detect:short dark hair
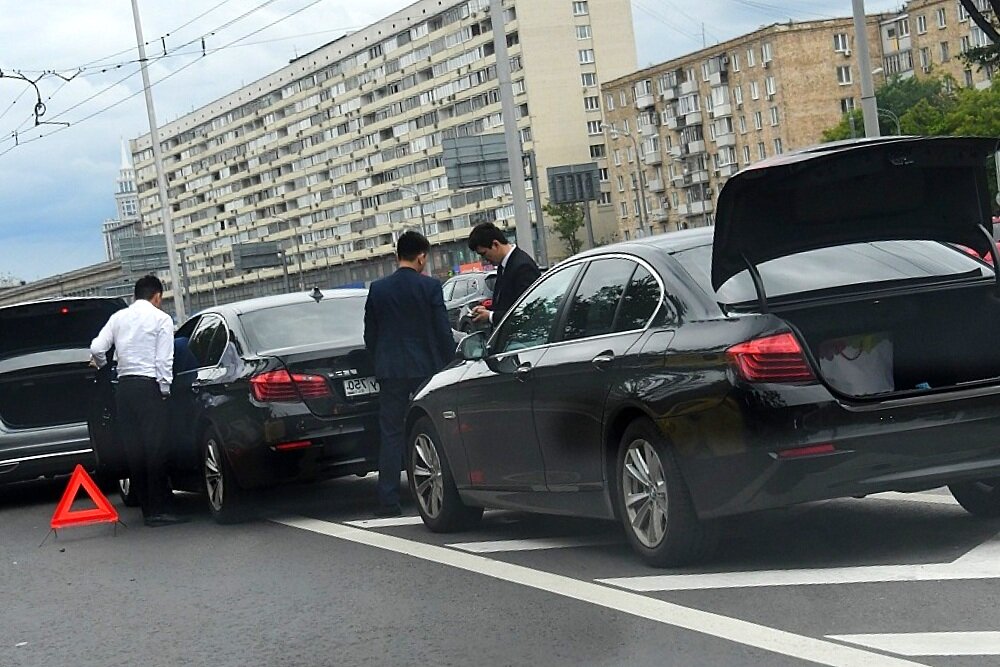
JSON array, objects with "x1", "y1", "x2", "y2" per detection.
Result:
[
  {"x1": 134, "y1": 275, "x2": 164, "y2": 301},
  {"x1": 397, "y1": 230, "x2": 430, "y2": 261},
  {"x1": 467, "y1": 222, "x2": 508, "y2": 251}
]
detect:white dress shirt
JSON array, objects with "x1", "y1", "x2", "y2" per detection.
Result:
[
  {"x1": 488, "y1": 244, "x2": 517, "y2": 324},
  {"x1": 91, "y1": 299, "x2": 174, "y2": 395}
]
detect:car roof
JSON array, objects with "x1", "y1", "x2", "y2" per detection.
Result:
[
  {"x1": 0, "y1": 295, "x2": 127, "y2": 312},
  {"x1": 203, "y1": 288, "x2": 368, "y2": 318},
  {"x1": 569, "y1": 227, "x2": 714, "y2": 263}
]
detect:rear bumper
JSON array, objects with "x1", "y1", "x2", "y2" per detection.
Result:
[
  {"x1": 675, "y1": 384, "x2": 1000, "y2": 518},
  {"x1": 0, "y1": 423, "x2": 95, "y2": 484}
]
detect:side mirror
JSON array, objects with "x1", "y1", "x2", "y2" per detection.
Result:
[{"x1": 456, "y1": 331, "x2": 488, "y2": 362}]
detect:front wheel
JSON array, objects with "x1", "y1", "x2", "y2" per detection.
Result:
[
  {"x1": 615, "y1": 418, "x2": 716, "y2": 567},
  {"x1": 408, "y1": 417, "x2": 482, "y2": 532},
  {"x1": 949, "y1": 479, "x2": 1000, "y2": 517},
  {"x1": 203, "y1": 429, "x2": 246, "y2": 524}
]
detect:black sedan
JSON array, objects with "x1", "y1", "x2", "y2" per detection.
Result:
[
  {"x1": 405, "y1": 136, "x2": 1000, "y2": 566},
  {"x1": 91, "y1": 289, "x2": 380, "y2": 522}
]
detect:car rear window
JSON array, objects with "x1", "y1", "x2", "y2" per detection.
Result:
[
  {"x1": 0, "y1": 299, "x2": 125, "y2": 360},
  {"x1": 674, "y1": 240, "x2": 992, "y2": 304},
  {"x1": 239, "y1": 296, "x2": 367, "y2": 352}
]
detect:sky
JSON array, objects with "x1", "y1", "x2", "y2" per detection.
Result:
[{"x1": 0, "y1": 0, "x2": 904, "y2": 282}]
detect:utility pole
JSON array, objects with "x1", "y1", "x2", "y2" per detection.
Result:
[
  {"x1": 526, "y1": 150, "x2": 549, "y2": 266},
  {"x1": 130, "y1": 0, "x2": 186, "y2": 321},
  {"x1": 852, "y1": 0, "x2": 881, "y2": 138},
  {"x1": 397, "y1": 185, "x2": 434, "y2": 275},
  {"x1": 489, "y1": 0, "x2": 535, "y2": 260}
]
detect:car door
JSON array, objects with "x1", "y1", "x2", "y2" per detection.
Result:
[
  {"x1": 455, "y1": 264, "x2": 582, "y2": 490},
  {"x1": 177, "y1": 315, "x2": 230, "y2": 465},
  {"x1": 531, "y1": 258, "x2": 666, "y2": 491}
]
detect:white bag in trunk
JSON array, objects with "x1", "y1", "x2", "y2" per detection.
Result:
[{"x1": 817, "y1": 332, "x2": 894, "y2": 396}]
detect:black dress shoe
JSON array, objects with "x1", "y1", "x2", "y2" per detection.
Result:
[
  {"x1": 373, "y1": 504, "x2": 402, "y2": 518},
  {"x1": 144, "y1": 513, "x2": 191, "y2": 527}
]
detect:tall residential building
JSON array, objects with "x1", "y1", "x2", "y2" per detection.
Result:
[
  {"x1": 130, "y1": 0, "x2": 636, "y2": 309},
  {"x1": 600, "y1": 15, "x2": 891, "y2": 240},
  {"x1": 101, "y1": 140, "x2": 142, "y2": 260}
]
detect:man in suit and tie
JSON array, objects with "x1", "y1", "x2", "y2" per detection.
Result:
[
  {"x1": 364, "y1": 230, "x2": 455, "y2": 517},
  {"x1": 468, "y1": 222, "x2": 542, "y2": 327}
]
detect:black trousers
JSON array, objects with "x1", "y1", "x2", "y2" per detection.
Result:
[
  {"x1": 377, "y1": 377, "x2": 425, "y2": 508},
  {"x1": 116, "y1": 376, "x2": 171, "y2": 517}
]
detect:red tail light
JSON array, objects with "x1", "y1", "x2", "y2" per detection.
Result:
[
  {"x1": 481, "y1": 298, "x2": 493, "y2": 309},
  {"x1": 727, "y1": 332, "x2": 816, "y2": 384},
  {"x1": 250, "y1": 370, "x2": 332, "y2": 402}
]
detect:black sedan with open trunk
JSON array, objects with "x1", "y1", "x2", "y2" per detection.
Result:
[
  {"x1": 91, "y1": 289, "x2": 380, "y2": 522},
  {"x1": 404, "y1": 136, "x2": 1000, "y2": 566}
]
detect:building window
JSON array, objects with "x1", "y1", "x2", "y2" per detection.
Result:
[
  {"x1": 578, "y1": 49, "x2": 595, "y2": 64},
  {"x1": 765, "y1": 75, "x2": 776, "y2": 97},
  {"x1": 620, "y1": 90, "x2": 629, "y2": 106},
  {"x1": 941, "y1": 41, "x2": 950, "y2": 62},
  {"x1": 747, "y1": 48, "x2": 756, "y2": 67},
  {"x1": 598, "y1": 167, "x2": 609, "y2": 181},
  {"x1": 733, "y1": 85, "x2": 743, "y2": 106},
  {"x1": 584, "y1": 95, "x2": 600, "y2": 111},
  {"x1": 598, "y1": 192, "x2": 612, "y2": 205},
  {"x1": 753, "y1": 111, "x2": 763, "y2": 130},
  {"x1": 731, "y1": 52, "x2": 741, "y2": 72},
  {"x1": 623, "y1": 118, "x2": 631, "y2": 133},
  {"x1": 920, "y1": 46, "x2": 931, "y2": 70},
  {"x1": 917, "y1": 14, "x2": 927, "y2": 34},
  {"x1": 617, "y1": 175, "x2": 625, "y2": 192},
  {"x1": 581, "y1": 72, "x2": 597, "y2": 87},
  {"x1": 750, "y1": 80, "x2": 760, "y2": 99},
  {"x1": 626, "y1": 146, "x2": 634, "y2": 162},
  {"x1": 961, "y1": 35, "x2": 972, "y2": 53},
  {"x1": 834, "y1": 33, "x2": 849, "y2": 52},
  {"x1": 590, "y1": 144, "x2": 606, "y2": 158},
  {"x1": 959, "y1": 2, "x2": 969, "y2": 21},
  {"x1": 758, "y1": 142, "x2": 767, "y2": 160},
  {"x1": 773, "y1": 138, "x2": 783, "y2": 155},
  {"x1": 613, "y1": 149, "x2": 622, "y2": 166},
  {"x1": 761, "y1": 42, "x2": 773, "y2": 63},
  {"x1": 936, "y1": 7, "x2": 947, "y2": 28},
  {"x1": 738, "y1": 115, "x2": 747, "y2": 133},
  {"x1": 576, "y1": 25, "x2": 592, "y2": 39},
  {"x1": 573, "y1": 1, "x2": 589, "y2": 16},
  {"x1": 605, "y1": 93, "x2": 615, "y2": 111},
  {"x1": 587, "y1": 120, "x2": 603, "y2": 135},
  {"x1": 837, "y1": 65, "x2": 852, "y2": 85},
  {"x1": 840, "y1": 97, "x2": 855, "y2": 114},
  {"x1": 965, "y1": 68, "x2": 974, "y2": 86},
  {"x1": 743, "y1": 145, "x2": 752, "y2": 164},
  {"x1": 770, "y1": 106, "x2": 779, "y2": 126},
  {"x1": 619, "y1": 201, "x2": 628, "y2": 218},
  {"x1": 900, "y1": 18, "x2": 910, "y2": 36}
]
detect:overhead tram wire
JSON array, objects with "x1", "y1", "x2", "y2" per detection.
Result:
[
  {"x1": 725, "y1": 0, "x2": 837, "y2": 21},
  {"x1": 0, "y1": 0, "x2": 331, "y2": 159},
  {"x1": 632, "y1": 0, "x2": 704, "y2": 48}
]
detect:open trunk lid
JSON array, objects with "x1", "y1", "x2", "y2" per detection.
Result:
[{"x1": 711, "y1": 136, "x2": 1000, "y2": 293}]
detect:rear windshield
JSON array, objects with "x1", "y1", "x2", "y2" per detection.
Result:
[
  {"x1": 674, "y1": 240, "x2": 992, "y2": 304},
  {"x1": 0, "y1": 299, "x2": 125, "y2": 360},
  {"x1": 239, "y1": 297, "x2": 366, "y2": 352}
]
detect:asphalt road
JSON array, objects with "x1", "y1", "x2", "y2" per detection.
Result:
[{"x1": 3, "y1": 474, "x2": 1000, "y2": 667}]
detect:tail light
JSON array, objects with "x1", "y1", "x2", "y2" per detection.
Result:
[
  {"x1": 727, "y1": 332, "x2": 816, "y2": 384},
  {"x1": 250, "y1": 370, "x2": 332, "y2": 402},
  {"x1": 481, "y1": 298, "x2": 493, "y2": 309}
]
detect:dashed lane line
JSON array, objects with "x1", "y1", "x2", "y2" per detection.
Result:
[{"x1": 272, "y1": 515, "x2": 926, "y2": 667}]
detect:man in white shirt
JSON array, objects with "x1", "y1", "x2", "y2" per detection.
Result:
[{"x1": 91, "y1": 275, "x2": 187, "y2": 527}]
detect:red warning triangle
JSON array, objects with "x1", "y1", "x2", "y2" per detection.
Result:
[{"x1": 50, "y1": 464, "x2": 119, "y2": 530}]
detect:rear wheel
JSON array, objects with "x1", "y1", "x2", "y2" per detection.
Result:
[
  {"x1": 408, "y1": 417, "x2": 482, "y2": 532},
  {"x1": 203, "y1": 429, "x2": 246, "y2": 524},
  {"x1": 616, "y1": 418, "x2": 717, "y2": 567},
  {"x1": 949, "y1": 479, "x2": 1000, "y2": 517}
]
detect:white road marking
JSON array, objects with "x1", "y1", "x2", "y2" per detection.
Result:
[
  {"x1": 869, "y1": 492, "x2": 957, "y2": 506},
  {"x1": 272, "y1": 516, "x2": 925, "y2": 667},
  {"x1": 447, "y1": 536, "x2": 620, "y2": 553},
  {"x1": 344, "y1": 515, "x2": 426, "y2": 528},
  {"x1": 828, "y1": 632, "x2": 1000, "y2": 656},
  {"x1": 599, "y1": 532, "x2": 1000, "y2": 592}
]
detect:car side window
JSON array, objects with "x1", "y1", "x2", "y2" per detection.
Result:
[
  {"x1": 442, "y1": 281, "x2": 456, "y2": 301},
  {"x1": 454, "y1": 280, "x2": 471, "y2": 299},
  {"x1": 562, "y1": 258, "x2": 636, "y2": 342},
  {"x1": 493, "y1": 265, "x2": 581, "y2": 354},
  {"x1": 187, "y1": 316, "x2": 228, "y2": 368},
  {"x1": 485, "y1": 274, "x2": 497, "y2": 294},
  {"x1": 615, "y1": 265, "x2": 664, "y2": 331}
]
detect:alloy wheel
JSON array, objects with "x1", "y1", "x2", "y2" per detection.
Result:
[
  {"x1": 204, "y1": 438, "x2": 225, "y2": 512},
  {"x1": 412, "y1": 433, "x2": 444, "y2": 518},
  {"x1": 621, "y1": 438, "x2": 669, "y2": 549},
  {"x1": 119, "y1": 478, "x2": 130, "y2": 497}
]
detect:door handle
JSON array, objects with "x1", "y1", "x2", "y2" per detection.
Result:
[
  {"x1": 591, "y1": 352, "x2": 615, "y2": 370},
  {"x1": 514, "y1": 363, "x2": 533, "y2": 382}
]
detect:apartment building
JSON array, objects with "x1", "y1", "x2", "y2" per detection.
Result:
[
  {"x1": 129, "y1": 0, "x2": 636, "y2": 309},
  {"x1": 601, "y1": 16, "x2": 891, "y2": 240},
  {"x1": 101, "y1": 141, "x2": 142, "y2": 261},
  {"x1": 883, "y1": 0, "x2": 996, "y2": 89}
]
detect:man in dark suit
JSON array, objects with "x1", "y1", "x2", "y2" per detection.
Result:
[
  {"x1": 364, "y1": 230, "x2": 455, "y2": 517},
  {"x1": 468, "y1": 222, "x2": 542, "y2": 327}
]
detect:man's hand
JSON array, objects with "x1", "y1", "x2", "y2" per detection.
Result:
[{"x1": 470, "y1": 306, "x2": 491, "y2": 324}]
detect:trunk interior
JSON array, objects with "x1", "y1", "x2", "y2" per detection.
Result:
[
  {"x1": 0, "y1": 351, "x2": 96, "y2": 428},
  {"x1": 776, "y1": 283, "x2": 1000, "y2": 398}
]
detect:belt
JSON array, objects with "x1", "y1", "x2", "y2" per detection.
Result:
[{"x1": 118, "y1": 375, "x2": 157, "y2": 383}]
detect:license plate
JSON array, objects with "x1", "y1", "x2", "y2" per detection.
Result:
[{"x1": 343, "y1": 377, "x2": 380, "y2": 397}]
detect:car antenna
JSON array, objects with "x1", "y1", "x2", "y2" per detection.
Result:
[{"x1": 310, "y1": 287, "x2": 323, "y2": 303}]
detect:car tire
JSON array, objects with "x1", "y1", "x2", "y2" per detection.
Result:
[
  {"x1": 202, "y1": 428, "x2": 246, "y2": 524},
  {"x1": 408, "y1": 416, "x2": 482, "y2": 532},
  {"x1": 118, "y1": 477, "x2": 140, "y2": 507},
  {"x1": 615, "y1": 418, "x2": 717, "y2": 567},
  {"x1": 949, "y1": 479, "x2": 1000, "y2": 517}
]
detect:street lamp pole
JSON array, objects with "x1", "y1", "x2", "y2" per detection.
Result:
[
  {"x1": 852, "y1": 0, "x2": 881, "y2": 138},
  {"x1": 877, "y1": 107, "x2": 902, "y2": 135},
  {"x1": 272, "y1": 214, "x2": 306, "y2": 291},
  {"x1": 603, "y1": 122, "x2": 650, "y2": 237}
]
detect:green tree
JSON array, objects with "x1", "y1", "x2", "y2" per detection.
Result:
[
  {"x1": 543, "y1": 202, "x2": 585, "y2": 256},
  {"x1": 822, "y1": 75, "x2": 951, "y2": 141}
]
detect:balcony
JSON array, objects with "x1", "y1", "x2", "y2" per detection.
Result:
[
  {"x1": 686, "y1": 139, "x2": 706, "y2": 154},
  {"x1": 676, "y1": 202, "x2": 690, "y2": 216},
  {"x1": 683, "y1": 169, "x2": 709, "y2": 185},
  {"x1": 666, "y1": 115, "x2": 683, "y2": 130},
  {"x1": 650, "y1": 207, "x2": 669, "y2": 223},
  {"x1": 715, "y1": 133, "x2": 737, "y2": 148},
  {"x1": 686, "y1": 200, "x2": 714, "y2": 217},
  {"x1": 685, "y1": 111, "x2": 703, "y2": 125},
  {"x1": 716, "y1": 163, "x2": 739, "y2": 178},
  {"x1": 710, "y1": 103, "x2": 732, "y2": 118},
  {"x1": 648, "y1": 178, "x2": 665, "y2": 192},
  {"x1": 668, "y1": 145, "x2": 683, "y2": 159},
  {"x1": 640, "y1": 122, "x2": 658, "y2": 137},
  {"x1": 708, "y1": 70, "x2": 729, "y2": 87},
  {"x1": 662, "y1": 86, "x2": 678, "y2": 101},
  {"x1": 679, "y1": 79, "x2": 699, "y2": 95},
  {"x1": 644, "y1": 150, "x2": 662, "y2": 165},
  {"x1": 635, "y1": 93, "x2": 655, "y2": 110},
  {"x1": 670, "y1": 171, "x2": 684, "y2": 184}
]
